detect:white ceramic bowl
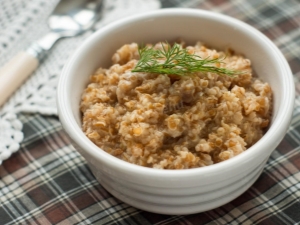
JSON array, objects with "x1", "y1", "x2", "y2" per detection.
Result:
[{"x1": 57, "y1": 8, "x2": 294, "y2": 215}]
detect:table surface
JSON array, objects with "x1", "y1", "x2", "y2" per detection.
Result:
[{"x1": 1, "y1": 0, "x2": 300, "y2": 224}]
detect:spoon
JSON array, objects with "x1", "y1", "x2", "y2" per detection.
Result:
[{"x1": 0, "y1": 0, "x2": 103, "y2": 107}]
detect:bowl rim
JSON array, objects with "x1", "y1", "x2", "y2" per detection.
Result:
[{"x1": 57, "y1": 8, "x2": 295, "y2": 178}]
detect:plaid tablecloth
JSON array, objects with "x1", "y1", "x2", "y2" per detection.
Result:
[{"x1": 1, "y1": 0, "x2": 300, "y2": 224}]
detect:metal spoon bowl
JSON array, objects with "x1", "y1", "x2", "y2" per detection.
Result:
[{"x1": 29, "y1": 0, "x2": 103, "y2": 60}]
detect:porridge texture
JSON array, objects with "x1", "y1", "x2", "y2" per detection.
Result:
[{"x1": 80, "y1": 42, "x2": 272, "y2": 169}]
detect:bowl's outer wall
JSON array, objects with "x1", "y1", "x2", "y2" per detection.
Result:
[
  {"x1": 89, "y1": 160, "x2": 266, "y2": 215},
  {"x1": 57, "y1": 9, "x2": 295, "y2": 214}
]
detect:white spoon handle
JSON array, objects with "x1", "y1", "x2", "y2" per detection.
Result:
[{"x1": 0, "y1": 52, "x2": 39, "y2": 107}]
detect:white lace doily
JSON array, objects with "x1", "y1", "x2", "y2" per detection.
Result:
[{"x1": 0, "y1": 0, "x2": 161, "y2": 164}]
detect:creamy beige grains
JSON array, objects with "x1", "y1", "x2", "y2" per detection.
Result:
[{"x1": 80, "y1": 42, "x2": 272, "y2": 169}]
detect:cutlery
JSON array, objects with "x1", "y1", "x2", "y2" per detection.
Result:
[{"x1": 0, "y1": 0, "x2": 103, "y2": 107}]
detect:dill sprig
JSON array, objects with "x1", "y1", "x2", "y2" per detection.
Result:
[{"x1": 132, "y1": 42, "x2": 240, "y2": 77}]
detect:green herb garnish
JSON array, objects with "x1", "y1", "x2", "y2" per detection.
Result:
[{"x1": 132, "y1": 42, "x2": 240, "y2": 77}]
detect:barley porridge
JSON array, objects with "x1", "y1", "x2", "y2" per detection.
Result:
[{"x1": 80, "y1": 41, "x2": 272, "y2": 169}]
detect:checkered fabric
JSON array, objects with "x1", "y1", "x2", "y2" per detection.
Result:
[{"x1": 1, "y1": 0, "x2": 300, "y2": 224}]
